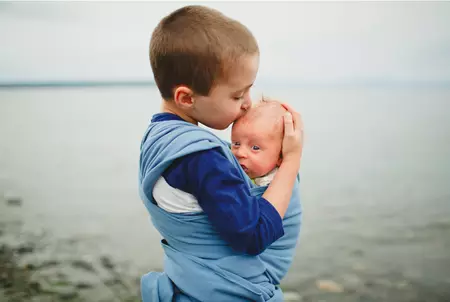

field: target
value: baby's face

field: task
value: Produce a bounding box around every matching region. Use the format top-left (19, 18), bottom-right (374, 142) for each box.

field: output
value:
top-left (231, 116), bottom-right (282, 179)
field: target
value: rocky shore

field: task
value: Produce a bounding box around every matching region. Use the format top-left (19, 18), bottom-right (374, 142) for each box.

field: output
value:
top-left (0, 193), bottom-right (141, 302)
top-left (0, 224), bottom-right (141, 302)
top-left (1, 195), bottom-right (449, 302)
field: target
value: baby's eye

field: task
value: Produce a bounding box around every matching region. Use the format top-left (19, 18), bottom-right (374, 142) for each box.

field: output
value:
top-left (251, 145), bottom-right (260, 151)
top-left (232, 142), bottom-right (240, 147)
top-left (233, 95), bottom-right (244, 101)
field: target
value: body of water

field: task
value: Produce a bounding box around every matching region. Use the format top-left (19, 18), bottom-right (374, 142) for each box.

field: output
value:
top-left (1, 85), bottom-right (449, 301)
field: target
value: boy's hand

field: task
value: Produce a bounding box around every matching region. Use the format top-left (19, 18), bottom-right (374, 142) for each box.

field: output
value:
top-left (281, 103), bottom-right (303, 164)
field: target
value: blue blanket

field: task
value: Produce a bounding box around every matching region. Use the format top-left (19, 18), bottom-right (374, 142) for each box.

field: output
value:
top-left (139, 120), bottom-right (302, 301)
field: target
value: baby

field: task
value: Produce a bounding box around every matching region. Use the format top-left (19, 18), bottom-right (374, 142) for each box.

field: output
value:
top-left (231, 99), bottom-right (285, 186)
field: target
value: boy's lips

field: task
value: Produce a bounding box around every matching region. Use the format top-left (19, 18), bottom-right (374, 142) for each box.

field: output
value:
top-left (240, 164), bottom-right (248, 172)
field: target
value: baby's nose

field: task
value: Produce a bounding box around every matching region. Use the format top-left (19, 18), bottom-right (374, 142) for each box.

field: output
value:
top-left (235, 148), bottom-right (247, 158)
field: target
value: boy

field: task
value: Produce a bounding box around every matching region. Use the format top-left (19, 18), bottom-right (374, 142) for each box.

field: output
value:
top-left (139, 5), bottom-right (303, 302)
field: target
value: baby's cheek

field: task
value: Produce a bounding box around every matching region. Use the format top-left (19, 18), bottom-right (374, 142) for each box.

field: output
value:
top-left (262, 156), bottom-right (279, 173)
top-left (253, 160), bottom-right (270, 176)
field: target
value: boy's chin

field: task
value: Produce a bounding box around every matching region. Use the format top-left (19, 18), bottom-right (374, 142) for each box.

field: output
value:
top-left (203, 121), bottom-right (231, 130)
top-left (214, 125), bottom-right (230, 130)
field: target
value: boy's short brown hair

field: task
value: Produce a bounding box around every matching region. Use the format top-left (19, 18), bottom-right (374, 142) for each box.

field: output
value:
top-left (149, 5), bottom-right (259, 100)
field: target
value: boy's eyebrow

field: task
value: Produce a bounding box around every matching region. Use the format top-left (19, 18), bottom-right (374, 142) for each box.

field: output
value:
top-left (234, 83), bottom-right (253, 94)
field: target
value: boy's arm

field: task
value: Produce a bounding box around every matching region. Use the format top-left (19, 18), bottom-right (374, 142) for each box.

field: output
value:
top-left (263, 108), bottom-right (303, 218)
top-left (163, 149), bottom-right (284, 256)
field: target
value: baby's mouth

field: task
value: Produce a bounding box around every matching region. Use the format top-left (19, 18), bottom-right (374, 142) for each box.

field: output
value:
top-left (240, 164), bottom-right (248, 172)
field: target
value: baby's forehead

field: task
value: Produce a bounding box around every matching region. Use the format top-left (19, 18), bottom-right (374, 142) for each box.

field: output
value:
top-left (234, 101), bottom-right (285, 136)
top-left (244, 101), bottom-right (285, 124)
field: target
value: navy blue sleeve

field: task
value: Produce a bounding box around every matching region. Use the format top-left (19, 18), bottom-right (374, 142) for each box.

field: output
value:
top-left (162, 148), bottom-right (284, 255)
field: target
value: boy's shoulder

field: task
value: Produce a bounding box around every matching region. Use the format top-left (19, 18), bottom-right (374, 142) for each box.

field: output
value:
top-left (151, 112), bottom-right (185, 123)
top-left (146, 113), bottom-right (220, 143)
top-left (142, 113), bottom-right (243, 188)
top-left (142, 112), bottom-right (230, 161)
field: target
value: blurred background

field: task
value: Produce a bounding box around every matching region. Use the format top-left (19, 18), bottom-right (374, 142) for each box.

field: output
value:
top-left (1, 2), bottom-right (449, 301)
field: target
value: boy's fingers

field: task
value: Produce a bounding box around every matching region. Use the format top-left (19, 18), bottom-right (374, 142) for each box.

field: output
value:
top-left (284, 112), bottom-right (294, 136)
top-left (296, 113), bottom-right (304, 133)
top-left (281, 102), bottom-right (294, 112)
top-left (282, 103), bottom-right (302, 134)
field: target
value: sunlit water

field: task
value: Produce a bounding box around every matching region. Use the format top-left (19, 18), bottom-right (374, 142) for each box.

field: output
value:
top-left (1, 85), bottom-right (449, 300)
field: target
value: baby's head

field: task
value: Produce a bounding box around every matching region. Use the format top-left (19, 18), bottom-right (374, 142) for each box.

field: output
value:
top-left (231, 99), bottom-right (286, 179)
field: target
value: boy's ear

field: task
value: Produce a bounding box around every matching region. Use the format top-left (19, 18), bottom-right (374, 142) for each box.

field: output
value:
top-left (173, 86), bottom-right (195, 109)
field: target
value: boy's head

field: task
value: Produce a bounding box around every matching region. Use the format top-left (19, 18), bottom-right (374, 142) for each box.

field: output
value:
top-left (150, 5), bottom-right (259, 130)
top-left (231, 99), bottom-right (286, 179)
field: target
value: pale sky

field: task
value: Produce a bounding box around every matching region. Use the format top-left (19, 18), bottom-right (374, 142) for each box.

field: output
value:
top-left (1, 1), bottom-right (450, 84)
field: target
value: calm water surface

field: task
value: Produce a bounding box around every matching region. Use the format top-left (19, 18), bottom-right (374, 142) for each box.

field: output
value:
top-left (1, 85), bottom-right (449, 300)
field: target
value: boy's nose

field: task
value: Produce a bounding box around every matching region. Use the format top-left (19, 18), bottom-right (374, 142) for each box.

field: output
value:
top-left (241, 98), bottom-right (251, 111)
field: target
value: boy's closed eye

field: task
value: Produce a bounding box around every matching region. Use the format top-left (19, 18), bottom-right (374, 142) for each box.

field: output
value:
top-left (232, 83), bottom-right (252, 101)
top-left (232, 142), bottom-right (240, 147)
